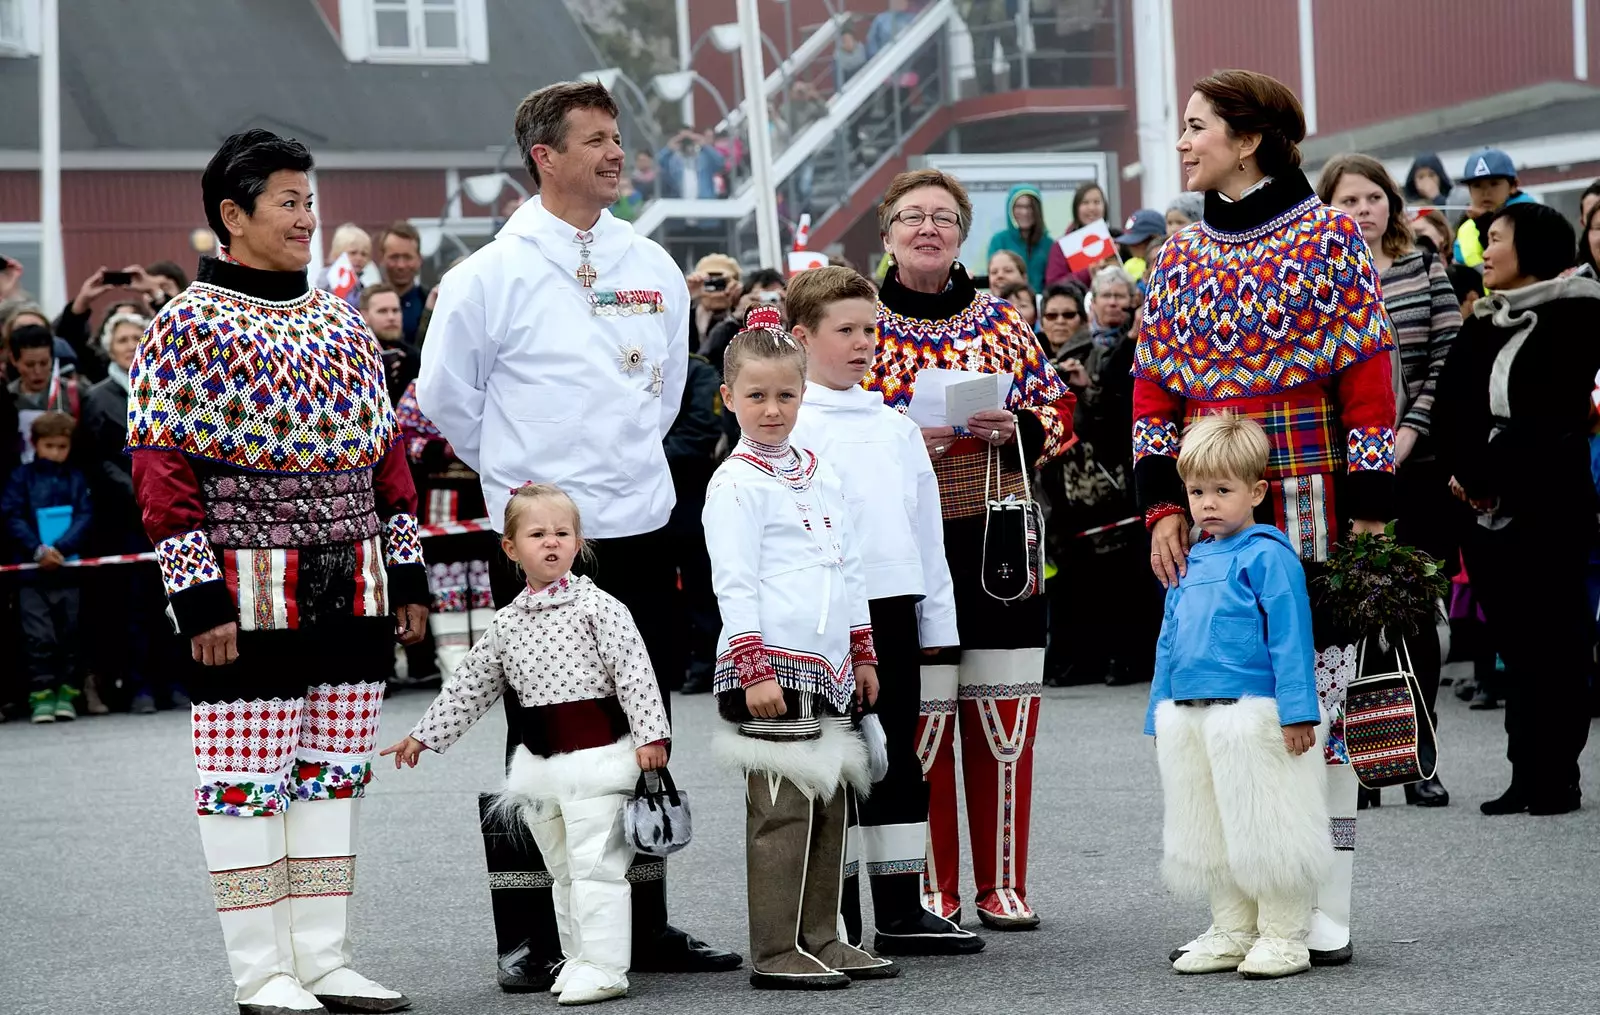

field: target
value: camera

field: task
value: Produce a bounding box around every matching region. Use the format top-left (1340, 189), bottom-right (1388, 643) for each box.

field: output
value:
top-left (703, 275), bottom-right (730, 293)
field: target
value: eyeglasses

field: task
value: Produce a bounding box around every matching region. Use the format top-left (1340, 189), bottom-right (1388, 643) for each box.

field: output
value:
top-left (892, 209), bottom-right (961, 230)
top-left (1042, 310), bottom-right (1082, 321)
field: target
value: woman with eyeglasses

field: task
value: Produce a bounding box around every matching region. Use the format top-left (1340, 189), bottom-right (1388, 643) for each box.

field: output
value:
top-left (866, 167), bottom-right (1077, 934)
top-left (1038, 282), bottom-right (1090, 362)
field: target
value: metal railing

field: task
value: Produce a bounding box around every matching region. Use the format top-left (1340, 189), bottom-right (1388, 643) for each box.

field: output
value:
top-left (630, 0), bottom-right (1123, 268)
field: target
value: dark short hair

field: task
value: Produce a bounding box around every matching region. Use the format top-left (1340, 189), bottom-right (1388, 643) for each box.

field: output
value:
top-left (144, 260), bottom-right (188, 289)
top-left (1192, 69), bottom-right (1306, 178)
top-left (1042, 281), bottom-right (1087, 310)
top-left (31, 410), bottom-right (75, 442)
top-left (746, 268), bottom-right (786, 291)
top-left (1484, 202), bottom-right (1577, 282)
top-left (9, 323), bottom-right (54, 357)
top-left (379, 220), bottom-right (421, 255)
top-left (360, 283), bottom-right (399, 311)
top-left (514, 81), bottom-right (621, 186)
top-left (998, 281), bottom-right (1036, 304)
top-left (784, 265), bottom-right (877, 332)
top-left (202, 129), bottom-right (315, 245)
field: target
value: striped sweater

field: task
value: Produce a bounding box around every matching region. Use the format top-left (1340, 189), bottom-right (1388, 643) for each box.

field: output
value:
top-left (1381, 250), bottom-right (1462, 438)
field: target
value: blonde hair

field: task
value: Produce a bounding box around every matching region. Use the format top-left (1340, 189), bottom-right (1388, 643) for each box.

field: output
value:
top-left (694, 253), bottom-right (741, 281)
top-left (1177, 414), bottom-right (1271, 485)
top-left (722, 321), bottom-right (807, 387)
top-left (328, 222), bottom-right (372, 261)
top-left (504, 483), bottom-right (584, 540)
top-left (783, 264), bottom-right (877, 332)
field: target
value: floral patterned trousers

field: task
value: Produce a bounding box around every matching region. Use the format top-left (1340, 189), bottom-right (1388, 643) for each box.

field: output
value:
top-left (192, 682), bottom-right (385, 818)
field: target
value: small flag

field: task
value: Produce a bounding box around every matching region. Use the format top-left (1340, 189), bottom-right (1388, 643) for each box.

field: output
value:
top-left (787, 250), bottom-right (828, 276)
top-left (327, 252), bottom-right (359, 305)
top-left (793, 213), bottom-right (812, 251)
top-left (1058, 220), bottom-right (1117, 273)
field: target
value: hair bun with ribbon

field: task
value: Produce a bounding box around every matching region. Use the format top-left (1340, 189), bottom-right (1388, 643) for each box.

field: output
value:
top-left (744, 305), bottom-right (784, 332)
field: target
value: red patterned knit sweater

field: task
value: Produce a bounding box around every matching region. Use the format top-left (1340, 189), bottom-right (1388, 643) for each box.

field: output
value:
top-left (869, 264), bottom-right (1076, 518)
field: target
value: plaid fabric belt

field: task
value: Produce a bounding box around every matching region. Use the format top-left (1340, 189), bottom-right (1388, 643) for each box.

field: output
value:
top-left (934, 437), bottom-right (1027, 519)
top-left (1187, 398), bottom-right (1340, 479)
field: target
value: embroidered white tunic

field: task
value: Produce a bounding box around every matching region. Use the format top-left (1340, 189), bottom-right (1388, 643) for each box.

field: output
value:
top-left (417, 197), bottom-right (690, 539)
top-left (704, 437), bottom-right (875, 713)
top-left (789, 382), bottom-right (959, 648)
top-left (409, 574), bottom-right (670, 753)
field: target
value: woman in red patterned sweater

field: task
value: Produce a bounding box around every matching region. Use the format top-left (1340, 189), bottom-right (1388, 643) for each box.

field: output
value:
top-left (1132, 71), bottom-right (1396, 970)
top-left (866, 168), bottom-right (1077, 934)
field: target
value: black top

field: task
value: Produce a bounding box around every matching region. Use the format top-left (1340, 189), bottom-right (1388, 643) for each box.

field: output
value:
top-left (1436, 279), bottom-right (1600, 527)
top-left (878, 262), bottom-right (981, 321)
top-left (1201, 169), bottom-right (1316, 237)
top-left (196, 255), bottom-right (311, 303)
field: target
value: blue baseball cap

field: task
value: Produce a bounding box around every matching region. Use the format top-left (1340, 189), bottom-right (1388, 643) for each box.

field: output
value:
top-left (1461, 147), bottom-right (1517, 181)
top-left (1114, 209), bottom-right (1166, 245)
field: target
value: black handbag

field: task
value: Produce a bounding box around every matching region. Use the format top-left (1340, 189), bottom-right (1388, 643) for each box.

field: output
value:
top-left (624, 768), bottom-right (693, 857)
top-left (981, 423), bottom-right (1045, 602)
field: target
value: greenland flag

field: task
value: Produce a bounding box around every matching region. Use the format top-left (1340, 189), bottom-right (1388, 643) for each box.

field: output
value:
top-left (327, 252), bottom-right (359, 305)
top-left (1058, 220), bottom-right (1116, 273)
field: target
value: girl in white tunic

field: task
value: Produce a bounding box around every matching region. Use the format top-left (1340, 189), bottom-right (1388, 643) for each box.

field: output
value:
top-left (704, 310), bottom-right (894, 990)
top-left (382, 483), bottom-right (670, 1007)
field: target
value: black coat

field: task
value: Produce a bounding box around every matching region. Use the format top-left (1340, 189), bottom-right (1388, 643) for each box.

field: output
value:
top-left (1436, 279), bottom-right (1600, 527)
top-left (81, 376), bottom-right (148, 554)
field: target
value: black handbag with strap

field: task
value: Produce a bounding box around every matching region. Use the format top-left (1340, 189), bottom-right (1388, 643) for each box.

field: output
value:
top-left (981, 423), bottom-right (1045, 602)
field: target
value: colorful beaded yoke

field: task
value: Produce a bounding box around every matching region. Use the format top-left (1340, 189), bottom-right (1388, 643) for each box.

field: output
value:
top-left (1133, 199), bottom-right (1393, 400)
top-left (127, 283), bottom-right (396, 474)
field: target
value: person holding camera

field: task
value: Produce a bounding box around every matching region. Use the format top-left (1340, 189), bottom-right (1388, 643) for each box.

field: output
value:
top-left (685, 252), bottom-right (742, 354)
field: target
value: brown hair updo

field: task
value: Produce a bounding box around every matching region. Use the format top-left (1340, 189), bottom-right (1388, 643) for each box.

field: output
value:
top-left (1192, 69), bottom-right (1307, 178)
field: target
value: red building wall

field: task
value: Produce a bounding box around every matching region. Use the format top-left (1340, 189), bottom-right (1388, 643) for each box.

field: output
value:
top-left (316, 170), bottom-right (449, 237)
top-left (1171, 0), bottom-right (1299, 122)
top-left (61, 171), bottom-right (201, 292)
top-left (1312, 0), bottom-right (1574, 135)
top-left (0, 172), bottom-right (40, 221)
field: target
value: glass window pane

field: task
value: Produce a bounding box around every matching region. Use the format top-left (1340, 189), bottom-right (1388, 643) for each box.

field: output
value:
top-left (422, 11), bottom-right (458, 49)
top-left (374, 9), bottom-right (410, 48)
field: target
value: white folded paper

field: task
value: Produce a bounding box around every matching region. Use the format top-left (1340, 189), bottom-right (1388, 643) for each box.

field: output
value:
top-left (905, 368), bottom-right (1010, 429)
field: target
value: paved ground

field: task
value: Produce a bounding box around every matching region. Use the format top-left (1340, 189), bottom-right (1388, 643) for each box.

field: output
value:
top-left (3, 662), bottom-right (1598, 1015)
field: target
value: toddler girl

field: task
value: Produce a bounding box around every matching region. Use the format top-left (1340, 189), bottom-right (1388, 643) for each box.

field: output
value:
top-left (382, 483), bottom-right (670, 1006)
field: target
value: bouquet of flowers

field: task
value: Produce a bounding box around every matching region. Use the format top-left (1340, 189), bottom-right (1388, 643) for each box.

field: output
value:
top-left (1315, 523), bottom-right (1450, 637)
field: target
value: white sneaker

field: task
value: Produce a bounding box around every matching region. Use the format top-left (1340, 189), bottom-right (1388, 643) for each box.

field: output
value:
top-left (1172, 926), bottom-right (1256, 974)
top-left (557, 961), bottom-right (628, 1006)
top-left (1238, 936), bottom-right (1311, 979)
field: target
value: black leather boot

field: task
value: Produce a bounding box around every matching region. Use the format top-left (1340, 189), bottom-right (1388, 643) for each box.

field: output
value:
top-left (869, 871), bottom-right (986, 956)
top-left (1357, 785), bottom-right (1381, 810)
top-left (1404, 775), bottom-right (1450, 807)
top-left (628, 857), bottom-right (744, 972)
top-left (478, 793), bottom-right (559, 992)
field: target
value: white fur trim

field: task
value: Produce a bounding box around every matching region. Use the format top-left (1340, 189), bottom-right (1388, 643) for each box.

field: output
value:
top-left (713, 723), bottom-right (857, 803)
top-left (1157, 697), bottom-right (1332, 899)
top-left (832, 721), bottom-right (872, 800)
top-left (496, 739), bottom-right (640, 828)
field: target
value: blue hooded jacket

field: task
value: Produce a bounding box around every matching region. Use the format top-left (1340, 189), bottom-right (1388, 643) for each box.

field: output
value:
top-left (1144, 524), bottom-right (1319, 736)
top-left (986, 184), bottom-right (1053, 292)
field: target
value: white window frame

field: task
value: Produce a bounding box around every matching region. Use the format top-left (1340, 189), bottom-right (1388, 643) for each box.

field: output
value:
top-left (337, 0), bottom-right (488, 65)
top-left (0, 0), bottom-right (42, 58)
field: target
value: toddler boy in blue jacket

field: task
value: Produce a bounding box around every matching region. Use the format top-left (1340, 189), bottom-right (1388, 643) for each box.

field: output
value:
top-left (1146, 415), bottom-right (1330, 981)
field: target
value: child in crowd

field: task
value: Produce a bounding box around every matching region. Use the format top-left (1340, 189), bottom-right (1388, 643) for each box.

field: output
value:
top-left (9, 325), bottom-right (79, 461)
top-left (704, 308), bottom-right (893, 990)
top-left (784, 267), bottom-right (979, 957)
top-left (382, 482), bottom-right (670, 1006)
top-left (3, 411), bottom-right (92, 722)
top-left (1146, 415), bottom-right (1329, 980)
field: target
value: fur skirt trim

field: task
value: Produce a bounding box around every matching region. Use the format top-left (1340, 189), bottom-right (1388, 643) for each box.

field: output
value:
top-left (713, 720), bottom-right (867, 803)
top-left (493, 738), bottom-right (640, 827)
top-left (1155, 696), bottom-right (1332, 899)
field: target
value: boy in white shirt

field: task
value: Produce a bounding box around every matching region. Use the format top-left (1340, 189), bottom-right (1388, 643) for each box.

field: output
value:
top-left (787, 266), bottom-right (983, 957)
